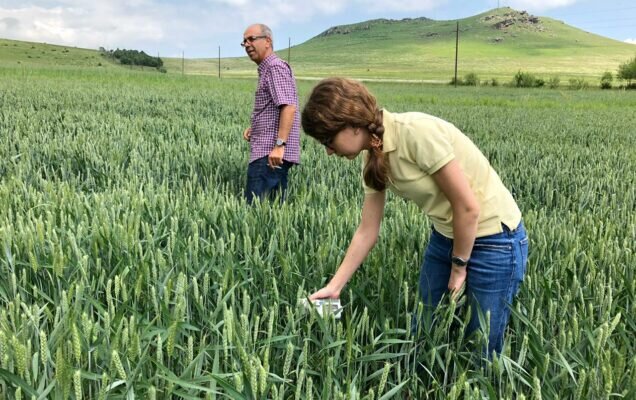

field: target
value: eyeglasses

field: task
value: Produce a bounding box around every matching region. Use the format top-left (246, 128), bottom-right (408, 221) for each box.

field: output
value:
top-left (241, 35), bottom-right (268, 47)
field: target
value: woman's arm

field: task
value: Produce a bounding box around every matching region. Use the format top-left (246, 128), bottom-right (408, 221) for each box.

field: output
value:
top-left (431, 159), bottom-right (480, 293)
top-left (309, 191), bottom-right (386, 300)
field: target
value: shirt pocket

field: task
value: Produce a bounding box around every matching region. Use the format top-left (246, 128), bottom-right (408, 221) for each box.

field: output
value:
top-left (253, 83), bottom-right (270, 112)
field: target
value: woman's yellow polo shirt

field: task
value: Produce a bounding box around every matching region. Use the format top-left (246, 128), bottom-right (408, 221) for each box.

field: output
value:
top-left (362, 110), bottom-right (521, 238)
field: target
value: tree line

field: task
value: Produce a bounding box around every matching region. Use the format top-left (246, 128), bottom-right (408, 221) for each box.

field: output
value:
top-left (99, 47), bottom-right (164, 70)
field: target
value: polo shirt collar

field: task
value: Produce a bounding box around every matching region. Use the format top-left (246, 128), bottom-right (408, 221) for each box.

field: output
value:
top-left (257, 53), bottom-right (277, 75)
top-left (381, 109), bottom-right (397, 153)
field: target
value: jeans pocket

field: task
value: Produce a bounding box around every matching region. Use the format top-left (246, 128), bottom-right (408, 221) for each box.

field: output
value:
top-left (468, 242), bottom-right (514, 289)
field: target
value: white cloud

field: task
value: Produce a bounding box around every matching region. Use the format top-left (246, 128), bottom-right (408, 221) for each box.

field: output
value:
top-left (0, 17), bottom-right (20, 31)
top-left (0, 3), bottom-right (166, 50)
top-left (358, 0), bottom-right (444, 13)
top-left (205, 0), bottom-right (348, 27)
top-left (210, 0), bottom-right (250, 6)
top-left (625, 38), bottom-right (636, 45)
top-left (0, 1), bottom-right (350, 55)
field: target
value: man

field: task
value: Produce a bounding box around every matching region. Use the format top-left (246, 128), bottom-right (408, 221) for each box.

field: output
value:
top-left (241, 23), bottom-right (300, 204)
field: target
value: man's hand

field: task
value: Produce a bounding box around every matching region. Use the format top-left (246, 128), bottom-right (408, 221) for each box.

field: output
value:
top-left (448, 265), bottom-right (467, 298)
top-left (268, 146), bottom-right (284, 168)
top-left (243, 127), bottom-right (251, 141)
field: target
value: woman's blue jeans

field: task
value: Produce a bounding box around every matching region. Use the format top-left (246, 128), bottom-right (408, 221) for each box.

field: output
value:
top-left (417, 222), bottom-right (528, 356)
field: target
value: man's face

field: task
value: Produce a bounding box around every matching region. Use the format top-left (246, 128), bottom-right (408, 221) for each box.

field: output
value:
top-left (242, 25), bottom-right (272, 64)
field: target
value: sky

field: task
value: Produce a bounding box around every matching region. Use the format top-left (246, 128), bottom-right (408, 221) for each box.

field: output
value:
top-left (0, 0), bottom-right (634, 58)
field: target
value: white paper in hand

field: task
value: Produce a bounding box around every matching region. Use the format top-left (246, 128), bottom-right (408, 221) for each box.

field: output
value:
top-left (300, 298), bottom-right (343, 319)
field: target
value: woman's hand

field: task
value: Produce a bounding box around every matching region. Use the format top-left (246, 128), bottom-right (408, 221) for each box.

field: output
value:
top-left (448, 266), bottom-right (467, 296)
top-left (309, 284), bottom-right (340, 301)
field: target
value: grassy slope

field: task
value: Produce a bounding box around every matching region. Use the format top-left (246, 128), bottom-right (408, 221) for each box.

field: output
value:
top-left (165, 7), bottom-right (635, 81)
top-left (0, 38), bottom-right (163, 73)
top-left (0, 38), bottom-right (111, 69)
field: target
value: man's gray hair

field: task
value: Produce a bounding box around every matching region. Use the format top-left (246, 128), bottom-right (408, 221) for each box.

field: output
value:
top-left (258, 24), bottom-right (273, 46)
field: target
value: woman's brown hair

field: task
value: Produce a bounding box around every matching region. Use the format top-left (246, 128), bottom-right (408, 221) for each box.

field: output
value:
top-left (301, 77), bottom-right (388, 191)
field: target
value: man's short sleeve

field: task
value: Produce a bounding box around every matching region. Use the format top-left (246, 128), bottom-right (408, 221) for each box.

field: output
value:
top-left (266, 64), bottom-right (297, 107)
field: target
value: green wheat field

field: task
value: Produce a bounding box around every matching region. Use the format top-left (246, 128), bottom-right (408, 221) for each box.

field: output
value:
top-left (1, 65), bottom-right (635, 399)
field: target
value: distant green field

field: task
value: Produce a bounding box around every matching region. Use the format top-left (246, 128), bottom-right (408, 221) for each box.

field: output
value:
top-left (1, 65), bottom-right (635, 399)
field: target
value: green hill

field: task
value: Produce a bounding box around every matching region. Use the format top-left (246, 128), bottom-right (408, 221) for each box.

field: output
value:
top-left (0, 38), bottom-right (111, 69)
top-left (167, 7), bottom-right (636, 81)
top-left (0, 38), bottom-right (161, 72)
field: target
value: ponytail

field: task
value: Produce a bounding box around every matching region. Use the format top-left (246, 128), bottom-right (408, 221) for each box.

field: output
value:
top-left (363, 109), bottom-right (388, 191)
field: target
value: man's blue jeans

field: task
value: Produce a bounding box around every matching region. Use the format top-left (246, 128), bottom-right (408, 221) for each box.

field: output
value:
top-left (417, 222), bottom-right (529, 355)
top-left (245, 156), bottom-right (293, 204)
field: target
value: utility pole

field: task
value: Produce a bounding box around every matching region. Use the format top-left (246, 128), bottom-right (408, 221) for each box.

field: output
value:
top-left (182, 51), bottom-right (185, 76)
top-left (454, 21), bottom-right (459, 87)
top-left (218, 46), bottom-right (221, 79)
top-left (288, 37), bottom-right (291, 64)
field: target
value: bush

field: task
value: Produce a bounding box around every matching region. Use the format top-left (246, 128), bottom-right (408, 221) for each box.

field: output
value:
top-left (490, 78), bottom-right (499, 87)
top-left (548, 76), bottom-right (560, 89)
top-left (568, 78), bottom-right (589, 90)
top-left (617, 55), bottom-right (636, 86)
top-left (449, 73), bottom-right (481, 86)
top-left (103, 48), bottom-right (164, 69)
top-left (600, 72), bottom-right (613, 89)
top-left (463, 72), bottom-right (479, 86)
top-left (512, 71), bottom-right (539, 88)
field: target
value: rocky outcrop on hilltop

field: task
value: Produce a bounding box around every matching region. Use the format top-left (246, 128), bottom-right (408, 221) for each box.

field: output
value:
top-left (483, 10), bottom-right (543, 32)
top-left (318, 17), bottom-right (433, 37)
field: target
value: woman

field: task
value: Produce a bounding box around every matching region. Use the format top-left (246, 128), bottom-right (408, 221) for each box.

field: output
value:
top-left (302, 78), bottom-right (528, 356)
